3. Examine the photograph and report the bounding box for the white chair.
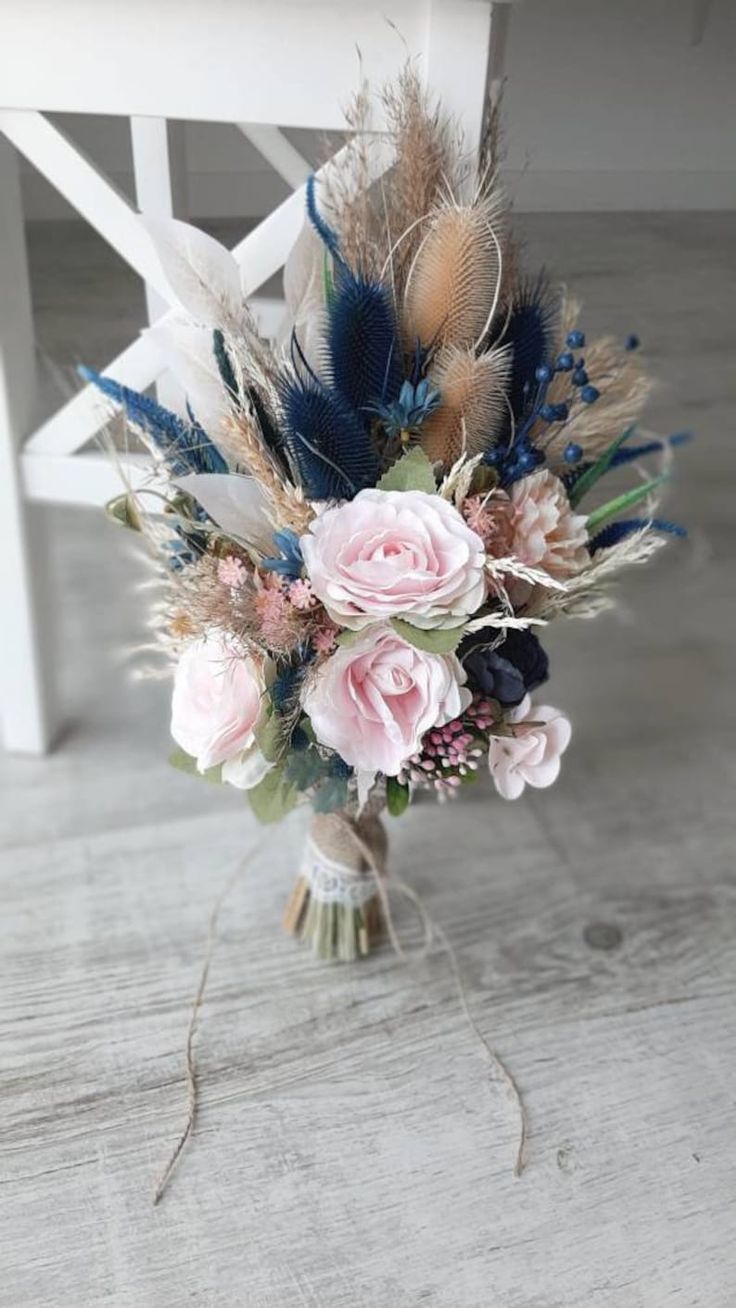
[0,0,512,752]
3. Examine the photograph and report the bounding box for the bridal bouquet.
[87,70,684,960]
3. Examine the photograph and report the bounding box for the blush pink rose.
[300,488,486,630]
[302,625,471,776]
[487,695,571,800]
[509,470,588,579]
[170,631,271,789]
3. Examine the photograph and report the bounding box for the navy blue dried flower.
[463,630,550,706]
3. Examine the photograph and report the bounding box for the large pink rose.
[170,631,271,789]
[302,625,471,776]
[487,695,571,799]
[300,489,486,630]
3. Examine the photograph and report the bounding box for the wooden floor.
[2,214,735,1307]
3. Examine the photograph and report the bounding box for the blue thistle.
[589,518,686,553]
[79,366,227,476]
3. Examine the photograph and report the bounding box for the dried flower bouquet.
[86,69,685,961]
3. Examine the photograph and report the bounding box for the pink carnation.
[487,695,571,800]
[300,488,486,630]
[509,470,588,580]
[302,624,471,776]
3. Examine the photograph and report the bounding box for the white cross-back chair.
[0,0,511,753]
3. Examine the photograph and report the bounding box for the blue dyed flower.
[464,630,550,706]
[367,377,441,439]
[261,528,304,579]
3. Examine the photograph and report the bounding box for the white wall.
[18,0,736,218]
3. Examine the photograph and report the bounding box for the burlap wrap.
[301,810,388,907]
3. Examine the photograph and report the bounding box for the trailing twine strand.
[344,822,527,1179]
[152,858,249,1206]
[152,816,527,1205]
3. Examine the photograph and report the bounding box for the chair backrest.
[1,0,499,494]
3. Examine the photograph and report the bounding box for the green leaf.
[336,627,365,648]
[585,474,669,534]
[247,764,300,824]
[284,746,329,791]
[105,492,143,532]
[377,446,437,494]
[168,748,223,784]
[312,775,349,814]
[391,618,464,654]
[568,426,636,507]
[386,776,410,816]
[323,250,336,309]
[256,709,288,764]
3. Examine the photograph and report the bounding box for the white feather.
[173,473,275,553]
[142,215,242,328]
[278,219,326,376]
[146,318,227,437]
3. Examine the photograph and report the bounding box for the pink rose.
[487,695,571,800]
[300,489,486,630]
[170,631,271,789]
[302,625,471,776]
[509,470,588,579]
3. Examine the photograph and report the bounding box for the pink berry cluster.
[397,694,502,799]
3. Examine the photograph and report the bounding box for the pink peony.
[170,631,271,789]
[487,695,571,800]
[300,489,486,630]
[302,625,471,776]
[509,470,588,579]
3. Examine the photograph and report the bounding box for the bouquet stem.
[283,806,387,961]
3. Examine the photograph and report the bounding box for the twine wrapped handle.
[282,806,388,960]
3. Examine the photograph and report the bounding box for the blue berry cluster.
[483,328,602,485]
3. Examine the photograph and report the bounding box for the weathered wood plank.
[1,213,735,1307]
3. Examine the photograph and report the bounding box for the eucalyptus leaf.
[585,474,668,534]
[336,627,365,648]
[247,764,300,824]
[169,748,223,784]
[377,446,437,494]
[105,493,142,532]
[256,710,289,764]
[284,746,329,791]
[312,775,350,814]
[391,618,464,654]
[386,776,410,816]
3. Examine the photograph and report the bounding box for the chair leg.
[0,138,58,753]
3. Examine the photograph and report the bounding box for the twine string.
[152,812,527,1206]
[152,857,250,1207]
[345,820,527,1178]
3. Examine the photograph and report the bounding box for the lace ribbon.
[300,836,377,907]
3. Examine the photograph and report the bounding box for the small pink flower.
[302,624,470,776]
[509,470,588,580]
[253,576,296,648]
[217,554,247,588]
[170,631,271,789]
[487,695,571,800]
[300,489,486,630]
[288,578,316,611]
[463,491,515,556]
[312,624,338,654]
